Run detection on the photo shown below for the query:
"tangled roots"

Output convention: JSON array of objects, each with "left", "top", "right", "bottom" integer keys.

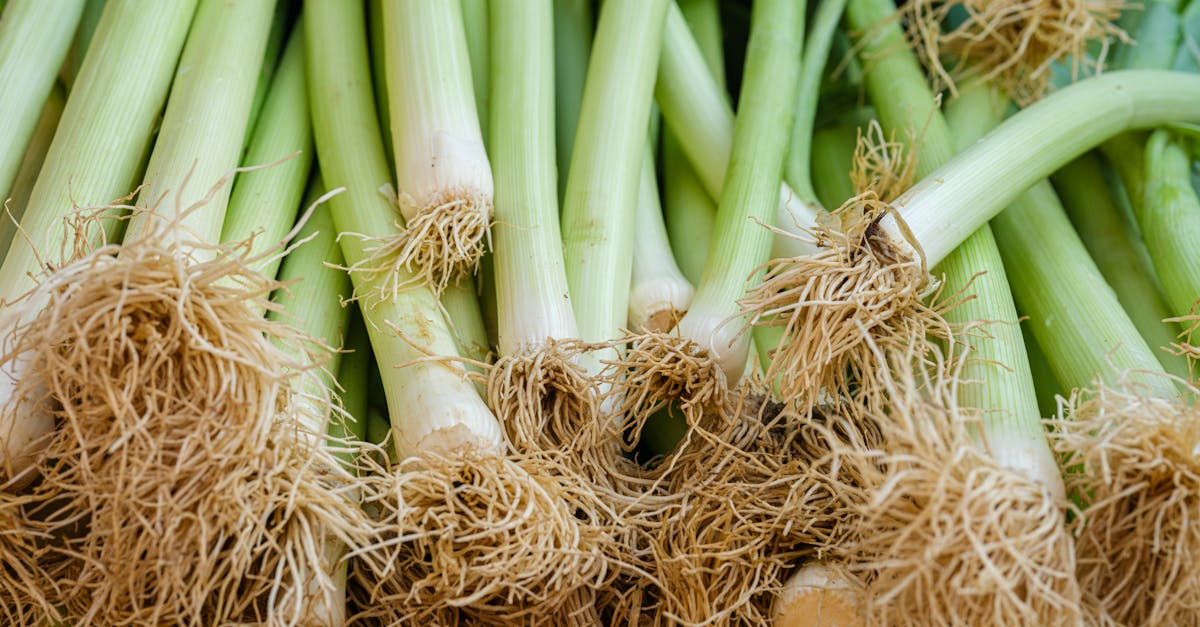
[
  {"left": 593, "top": 386, "right": 885, "bottom": 625},
  {"left": 1049, "top": 381, "right": 1200, "bottom": 626},
  {"left": 6, "top": 238, "right": 370, "bottom": 625},
  {"left": 904, "top": 0, "right": 1128, "bottom": 105},
  {"left": 353, "top": 187, "right": 491, "bottom": 298},
  {"left": 486, "top": 340, "right": 615, "bottom": 473},
  {"left": 0, "top": 493, "right": 58, "bottom": 626},
  {"left": 1167, "top": 308, "right": 1200, "bottom": 376},
  {"left": 351, "top": 449, "right": 626, "bottom": 625},
  {"left": 840, "top": 347, "right": 1080, "bottom": 626},
  {"left": 742, "top": 194, "right": 953, "bottom": 410},
  {"left": 601, "top": 332, "right": 729, "bottom": 452}
]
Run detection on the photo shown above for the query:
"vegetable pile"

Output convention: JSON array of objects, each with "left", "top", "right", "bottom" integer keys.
[{"left": 0, "top": 0, "right": 1199, "bottom": 625}]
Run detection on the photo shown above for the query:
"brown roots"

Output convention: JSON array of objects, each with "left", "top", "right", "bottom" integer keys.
[
  {"left": 485, "top": 340, "right": 617, "bottom": 478},
  {"left": 4, "top": 236, "right": 371, "bottom": 626},
  {"left": 601, "top": 332, "right": 729, "bottom": 453},
  {"left": 742, "top": 193, "right": 954, "bottom": 410},
  {"left": 353, "top": 187, "right": 491, "bottom": 299},
  {"left": 1048, "top": 381, "right": 1200, "bottom": 626},
  {"left": 0, "top": 493, "right": 58, "bottom": 626},
  {"left": 587, "top": 384, "right": 887, "bottom": 626},
  {"left": 350, "top": 448, "right": 626, "bottom": 625},
  {"left": 833, "top": 349, "right": 1081, "bottom": 627},
  {"left": 904, "top": 0, "right": 1128, "bottom": 105}
]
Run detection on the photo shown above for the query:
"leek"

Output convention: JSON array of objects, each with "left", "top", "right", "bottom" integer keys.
[{"left": 382, "top": 0, "right": 492, "bottom": 292}]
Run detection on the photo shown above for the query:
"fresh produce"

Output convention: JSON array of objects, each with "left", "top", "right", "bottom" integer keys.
[{"left": 2, "top": 1, "right": 1200, "bottom": 624}]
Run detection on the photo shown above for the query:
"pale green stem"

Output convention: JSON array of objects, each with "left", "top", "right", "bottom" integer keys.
[
  {"left": 994, "top": 180, "right": 1175, "bottom": 397},
  {"left": 123, "top": 0, "right": 276, "bottom": 255},
  {"left": 1052, "top": 153, "right": 1189, "bottom": 379},
  {"left": 0, "top": 0, "right": 197, "bottom": 300},
  {"left": 561, "top": 0, "right": 669, "bottom": 374},
  {"left": 663, "top": 0, "right": 724, "bottom": 286},
  {"left": 630, "top": 141, "right": 694, "bottom": 332},
  {"left": 367, "top": 0, "right": 394, "bottom": 170},
  {"left": 244, "top": 3, "right": 293, "bottom": 148},
  {"left": 266, "top": 185, "right": 355, "bottom": 626},
  {"left": 784, "top": 0, "right": 848, "bottom": 206},
  {"left": 656, "top": 2, "right": 820, "bottom": 258},
  {"left": 810, "top": 122, "right": 858, "bottom": 209},
  {"left": 222, "top": 21, "right": 314, "bottom": 282},
  {"left": 1141, "top": 130, "right": 1200, "bottom": 376},
  {"left": 58, "top": 0, "right": 105, "bottom": 90},
  {"left": 885, "top": 71, "right": 1200, "bottom": 268},
  {"left": 553, "top": 0, "right": 593, "bottom": 201},
  {"left": 383, "top": 0, "right": 492, "bottom": 229},
  {"left": 0, "top": 0, "right": 84, "bottom": 203},
  {"left": 460, "top": 0, "right": 489, "bottom": 141},
  {"left": 1, "top": 83, "right": 64, "bottom": 260}
]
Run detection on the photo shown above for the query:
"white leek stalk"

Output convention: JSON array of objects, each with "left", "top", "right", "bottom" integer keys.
[
  {"left": 629, "top": 142, "right": 694, "bottom": 333},
  {"left": 382, "top": 0, "right": 493, "bottom": 291},
  {"left": 671, "top": 0, "right": 804, "bottom": 382}
]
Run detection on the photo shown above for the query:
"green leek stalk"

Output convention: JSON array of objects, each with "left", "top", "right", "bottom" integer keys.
[
  {"left": 669, "top": 0, "right": 803, "bottom": 382},
  {"left": 810, "top": 122, "right": 859, "bottom": 209},
  {"left": 0, "top": 0, "right": 198, "bottom": 485},
  {"left": 221, "top": 20, "right": 313, "bottom": 282},
  {"left": 266, "top": 195, "right": 356, "bottom": 625},
  {"left": 122, "top": 0, "right": 275, "bottom": 255},
  {"left": 460, "top": 0, "right": 499, "bottom": 353},
  {"left": 338, "top": 309, "right": 372, "bottom": 467},
  {"left": 849, "top": 0, "right": 1058, "bottom": 494},
  {"left": 460, "top": 0, "right": 488, "bottom": 141},
  {"left": 311, "top": 7, "right": 612, "bottom": 618},
  {"left": 755, "top": 70, "right": 1200, "bottom": 422},
  {"left": 1051, "top": 153, "right": 1189, "bottom": 378},
  {"left": 553, "top": 0, "right": 593, "bottom": 200},
  {"left": 243, "top": 2, "right": 293, "bottom": 148},
  {"left": 1140, "top": 130, "right": 1200, "bottom": 365},
  {"left": 1112, "top": 0, "right": 1182, "bottom": 71},
  {"left": 561, "top": 0, "right": 669, "bottom": 375},
  {"left": 382, "top": 0, "right": 492, "bottom": 289},
  {"left": 630, "top": 142, "right": 694, "bottom": 333},
  {"left": 367, "top": 0, "right": 393, "bottom": 169},
  {"left": 58, "top": 0, "right": 105, "bottom": 90},
  {"left": 995, "top": 181, "right": 1175, "bottom": 398},
  {"left": 663, "top": 0, "right": 724, "bottom": 286},
  {"left": 881, "top": 72, "right": 1200, "bottom": 273},
  {"left": 784, "top": 0, "right": 849, "bottom": 209},
  {"left": 306, "top": 0, "right": 501, "bottom": 459},
  {"left": 655, "top": 2, "right": 820, "bottom": 259},
  {"left": 0, "top": 0, "right": 85, "bottom": 203},
  {"left": 490, "top": 0, "right": 578, "bottom": 358},
  {"left": 0, "top": 83, "right": 65, "bottom": 260}
]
